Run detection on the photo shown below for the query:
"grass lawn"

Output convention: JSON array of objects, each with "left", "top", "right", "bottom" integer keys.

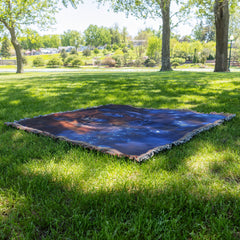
[{"left": 0, "top": 71, "right": 239, "bottom": 239}]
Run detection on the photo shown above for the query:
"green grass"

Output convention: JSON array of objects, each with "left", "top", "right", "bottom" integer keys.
[{"left": 0, "top": 71, "right": 239, "bottom": 239}]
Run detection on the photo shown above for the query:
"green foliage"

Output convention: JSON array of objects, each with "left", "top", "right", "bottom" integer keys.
[
  {"left": 112, "top": 43, "right": 119, "bottom": 51},
  {"left": 102, "top": 57, "right": 116, "bottom": 67},
  {"left": 106, "top": 44, "right": 112, "bottom": 51},
  {"left": 40, "top": 34, "right": 61, "bottom": 48},
  {"left": 146, "top": 36, "right": 161, "bottom": 62},
  {"left": 60, "top": 49, "right": 68, "bottom": 60},
  {"left": 64, "top": 55, "right": 83, "bottom": 67},
  {"left": 22, "top": 56, "right": 28, "bottom": 65},
  {"left": 33, "top": 56, "right": 45, "bottom": 67},
  {"left": 170, "top": 58, "right": 186, "bottom": 65},
  {"left": 171, "top": 62, "right": 180, "bottom": 68},
  {"left": 19, "top": 29, "right": 42, "bottom": 51},
  {"left": 84, "top": 25, "right": 111, "bottom": 47},
  {"left": 0, "top": 37, "right": 11, "bottom": 59},
  {"left": 122, "top": 47, "right": 128, "bottom": 53},
  {"left": 64, "top": 55, "right": 76, "bottom": 66},
  {"left": 144, "top": 58, "right": 156, "bottom": 67},
  {"left": 82, "top": 49, "right": 91, "bottom": 57},
  {"left": 93, "top": 48, "right": 100, "bottom": 54},
  {"left": 133, "top": 58, "right": 144, "bottom": 67},
  {"left": 61, "top": 30, "right": 83, "bottom": 49},
  {"left": 112, "top": 55, "right": 123, "bottom": 67},
  {"left": 47, "top": 57, "right": 63, "bottom": 68},
  {"left": 70, "top": 48, "right": 78, "bottom": 55},
  {"left": 71, "top": 57, "right": 83, "bottom": 67}
]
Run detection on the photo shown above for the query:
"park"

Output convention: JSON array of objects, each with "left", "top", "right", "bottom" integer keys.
[{"left": 0, "top": 0, "right": 240, "bottom": 239}]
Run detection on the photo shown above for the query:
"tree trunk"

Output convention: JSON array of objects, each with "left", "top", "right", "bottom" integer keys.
[
  {"left": 9, "top": 27, "right": 24, "bottom": 73},
  {"left": 160, "top": 0, "right": 172, "bottom": 71},
  {"left": 214, "top": 0, "right": 229, "bottom": 72}
]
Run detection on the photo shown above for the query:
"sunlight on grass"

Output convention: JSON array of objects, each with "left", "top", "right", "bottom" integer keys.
[{"left": 0, "top": 71, "right": 239, "bottom": 239}]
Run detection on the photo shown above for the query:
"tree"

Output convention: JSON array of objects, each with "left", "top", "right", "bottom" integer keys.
[
  {"left": 109, "top": 24, "right": 121, "bottom": 45},
  {"left": 193, "top": 21, "right": 215, "bottom": 42},
  {"left": 20, "top": 29, "right": 42, "bottom": 51},
  {"left": 1, "top": 36, "right": 11, "bottom": 59},
  {"left": 146, "top": 36, "right": 162, "bottom": 63},
  {"left": 96, "top": 0, "right": 177, "bottom": 71},
  {"left": 188, "top": 0, "right": 239, "bottom": 72},
  {"left": 0, "top": 0, "right": 82, "bottom": 73},
  {"left": 61, "top": 30, "right": 83, "bottom": 49},
  {"left": 84, "top": 25, "right": 111, "bottom": 47}
]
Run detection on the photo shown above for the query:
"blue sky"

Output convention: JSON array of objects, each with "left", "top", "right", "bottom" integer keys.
[{"left": 41, "top": 1, "right": 195, "bottom": 37}]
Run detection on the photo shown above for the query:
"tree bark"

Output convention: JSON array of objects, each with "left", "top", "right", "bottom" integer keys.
[
  {"left": 9, "top": 27, "right": 24, "bottom": 73},
  {"left": 160, "top": 0, "right": 172, "bottom": 71},
  {"left": 214, "top": 0, "right": 229, "bottom": 72}
]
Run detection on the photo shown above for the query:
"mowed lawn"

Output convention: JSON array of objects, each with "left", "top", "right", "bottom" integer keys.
[{"left": 0, "top": 71, "right": 239, "bottom": 239}]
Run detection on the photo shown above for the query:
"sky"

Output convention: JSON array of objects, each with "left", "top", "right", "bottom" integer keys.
[{"left": 40, "top": 1, "right": 195, "bottom": 37}]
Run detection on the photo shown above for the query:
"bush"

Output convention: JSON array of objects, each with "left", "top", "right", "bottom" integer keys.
[
  {"left": 106, "top": 45, "right": 112, "bottom": 51},
  {"left": 103, "top": 49, "right": 108, "bottom": 55},
  {"left": 112, "top": 44, "right": 119, "bottom": 51},
  {"left": 102, "top": 57, "right": 116, "bottom": 67},
  {"left": 94, "top": 58, "right": 101, "bottom": 66},
  {"left": 71, "top": 57, "right": 83, "bottom": 67},
  {"left": 60, "top": 49, "right": 68, "bottom": 60},
  {"left": 170, "top": 58, "right": 185, "bottom": 65},
  {"left": 70, "top": 48, "right": 78, "bottom": 55},
  {"left": 82, "top": 49, "right": 91, "bottom": 57},
  {"left": 33, "top": 56, "right": 45, "bottom": 67},
  {"left": 112, "top": 55, "right": 123, "bottom": 67},
  {"left": 122, "top": 47, "right": 128, "bottom": 53},
  {"left": 133, "top": 58, "right": 143, "bottom": 67},
  {"left": 22, "top": 56, "right": 28, "bottom": 65},
  {"left": 144, "top": 58, "right": 156, "bottom": 67},
  {"left": 47, "top": 57, "right": 63, "bottom": 68},
  {"left": 171, "top": 62, "right": 180, "bottom": 68},
  {"left": 94, "top": 48, "right": 99, "bottom": 54},
  {"left": 64, "top": 56, "right": 75, "bottom": 66}
]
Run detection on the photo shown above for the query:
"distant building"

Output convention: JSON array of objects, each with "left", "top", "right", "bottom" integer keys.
[
  {"left": 58, "top": 46, "right": 75, "bottom": 53},
  {"left": 39, "top": 48, "right": 58, "bottom": 54},
  {"left": 132, "top": 40, "right": 147, "bottom": 47}
]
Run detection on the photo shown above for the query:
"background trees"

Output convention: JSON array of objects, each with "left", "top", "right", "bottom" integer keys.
[
  {"left": 61, "top": 30, "right": 83, "bottom": 49},
  {"left": 0, "top": 36, "right": 11, "bottom": 59},
  {"left": 188, "top": 0, "right": 239, "bottom": 72},
  {"left": 0, "top": 0, "right": 61, "bottom": 73}
]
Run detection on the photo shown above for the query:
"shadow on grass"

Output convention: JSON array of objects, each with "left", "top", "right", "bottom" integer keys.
[{"left": 0, "top": 71, "right": 240, "bottom": 239}]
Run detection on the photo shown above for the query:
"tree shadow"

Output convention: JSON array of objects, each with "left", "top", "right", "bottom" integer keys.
[{"left": 0, "top": 71, "right": 240, "bottom": 239}]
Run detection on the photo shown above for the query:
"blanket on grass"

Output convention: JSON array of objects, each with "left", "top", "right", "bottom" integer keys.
[{"left": 5, "top": 104, "right": 235, "bottom": 162}]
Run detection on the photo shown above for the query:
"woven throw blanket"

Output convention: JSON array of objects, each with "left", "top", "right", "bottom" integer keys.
[{"left": 5, "top": 104, "right": 235, "bottom": 162}]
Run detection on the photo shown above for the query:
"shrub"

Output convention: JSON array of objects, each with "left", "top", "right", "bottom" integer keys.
[
  {"left": 70, "top": 48, "right": 78, "bottom": 55},
  {"left": 82, "top": 49, "right": 91, "bottom": 57},
  {"left": 47, "top": 57, "right": 62, "bottom": 68},
  {"left": 60, "top": 49, "right": 68, "bottom": 60},
  {"left": 33, "top": 56, "right": 45, "bottom": 67},
  {"left": 94, "top": 48, "right": 99, "bottom": 54},
  {"left": 144, "top": 58, "right": 156, "bottom": 67},
  {"left": 71, "top": 57, "right": 83, "bottom": 67},
  {"left": 171, "top": 62, "right": 180, "bottom": 68},
  {"left": 112, "top": 44, "right": 119, "bottom": 51},
  {"left": 94, "top": 58, "right": 101, "bottom": 66},
  {"left": 102, "top": 57, "right": 116, "bottom": 67},
  {"left": 133, "top": 58, "right": 143, "bottom": 67},
  {"left": 103, "top": 49, "right": 108, "bottom": 55},
  {"left": 106, "top": 45, "right": 112, "bottom": 51},
  {"left": 122, "top": 47, "right": 128, "bottom": 53},
  {"left": 64, "top": 56, "right": 75, "bottom": 66},
  {"left": 112, "top": 55, "right": 123, "bottom": 67},
  {"left": 170, "top": 58, "right": 185, "bottom": 65},
  {"left": 22, "top": 56, "right": 28, "bottom": 65}
]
